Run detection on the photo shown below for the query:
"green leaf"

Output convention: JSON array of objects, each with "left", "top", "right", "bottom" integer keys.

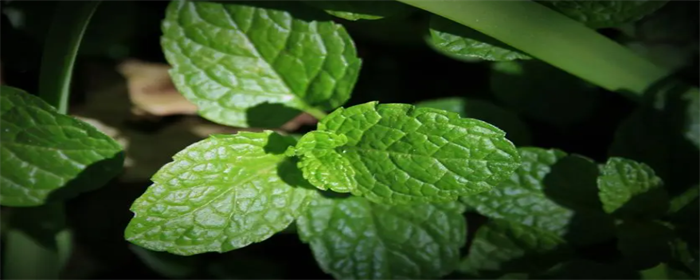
[
  {"left": 597, "top": 157, "right": 668, "bottom": 219},
  {"left": 538, "top": 0, "right": 669, "bottom": 29},
  {"left": 490, "top": 60, "right": 602, "bottom": 126},
  {"left": 461, "top": 148, "right": 615, "bottom": 246},
  {"left": 295, "top": 101, "right": 521, "bottom": 205},
  {"left": 124, "top": 131, "right": 317, "bottom": 255},
  {"left": 293, "top": 131, "right": 355, "bottom": 193},
  {"left": 303, "top": 0, "right": 413, "bottom": 21},
  {"left": 296, "top": 195, "right": 466, "bottom": 279},
  {"left": 428, "top": 15, "right": 530, "bottom": 61},
  {"left": 616, "top": 220, "right": 674, "bottom": 270},
  {"left": 0, "top": 86, "right": 124, "bottom": 207},
  {"left": 458, "top": 219, "right": 572, "bottom": 278},
  {"left": 415, "top": 97, "right": 532, "bottom": 146},
  {"left": 609, "top": 82, "right": 699, "bottom": 196},
  {"left": 161, "top": 0, "right": 362, "bottom": 127}
]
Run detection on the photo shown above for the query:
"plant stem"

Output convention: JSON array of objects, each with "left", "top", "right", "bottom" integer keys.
[
  {"left": 397, "top": 0, "right": 671, "bottom": 99},
  {"left": 9, "top": 3, "right": 100, "bottom": 279},
  {"left": 306, "top": 107, "right": 329, "bottom": 120},
  {"left": 38, "top": 1, "right": 101, "bottom": 114}
]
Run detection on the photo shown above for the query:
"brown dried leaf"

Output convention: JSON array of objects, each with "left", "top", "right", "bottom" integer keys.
[{"left": 116, "top": 59, "right": 198, "bottom": 117}]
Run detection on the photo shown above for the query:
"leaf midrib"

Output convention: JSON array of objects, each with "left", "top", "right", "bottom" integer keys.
[
  {"left": 129, "top": 160, "right": 281, "bottom": 246},
  {"left": 184, "top": 2, "right": 313, "bottom": 111}
]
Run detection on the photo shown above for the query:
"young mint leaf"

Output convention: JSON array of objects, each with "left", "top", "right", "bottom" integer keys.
[
  {"left": 161, "top": 0, "right": 362, "bottom": 127},
  {"left": 458, "top": 219, "right": 573, "bottom": 278},
  {"left": 0, "top": 86, "right": 124, "bottom": 207},
  {"left": 296, "top": 195, "right": 466, "bottom": 279},
  {"left": 294, "top": 131, "right": 355, "bottom": 193},
  {"left": 302, "top": 0, "right": 413, "bottom": 21},
  {"left": 461, "top": 148, "right": 615, "bottom": 246},
  {"left": 538, "top": 0, "right": 669, "bottom": 29},
  {"left": 597, "top": 157, "right": 668, "bottom": 219},
  {"left": 124, "top": 131, "right": 318, "bottom": 256},
  {"left": 428, "top": 16, "right": 530, "bottom": 61},
  {"left": 616, "top": 220, "right": 674, "bottom": 270},
  {"left": 295, "top": 101, "right": 521, "bottom": 205},
  {"left": 490, "top": 60, "right": 602, "bottom": 126},
  {"left": 415, "top": 97, "right": 532, "bottom": 146}
]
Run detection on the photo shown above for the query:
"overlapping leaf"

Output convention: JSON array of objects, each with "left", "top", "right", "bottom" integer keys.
[
  {"left": 428, "top": 16, "right": 530, "bottom": 62},
  {"left": 297, "top": 195, "right": 466, "bottom": 279},
  {"left": 294, "top": 101, "right": 521, "bottom": 205},
  {"left": 0, "top": 86, "right": 124, "bottom": 206},
  {"left": 161, "top": 0, "right": 362, "bottom": 127},
  {"left": 461, "top": 148, "right": 615, "bottom": 246},
  {"left": 597, "top": 157, "right": 667, "bottom": 219},
  {"left": 125, "top": 131, "right": 317, "bottom": 255}
]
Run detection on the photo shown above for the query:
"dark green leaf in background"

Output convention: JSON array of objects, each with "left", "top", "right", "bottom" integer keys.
[
  {"left": 428, "top": 16, "right": 531, "bottom": 62},
  {"left": 458, "top": 219, "right": 572, "bottom": 278},
  {"left": 415, "top": 97, "right": 532, "bottom": 146},
  {"left": 297, "top": 195, "right": 466, "bottom": 279},
  {"left": 462, "top": 148, "right": 615, "bottom": 247},
  {"left": 616, "top": 220, "right": 674, "bottom": 270},
  {"left": 303, "top": 0, "right": 414, "bottom": 21},
  {"left": 490, "top": 60, "right": 602, "bottom": 126},
  {"left": 597, "top": 157, "right": 668, "bottom": 220},
  {"left": 538, "top": 0, "right": 669, "bottom": 29}
]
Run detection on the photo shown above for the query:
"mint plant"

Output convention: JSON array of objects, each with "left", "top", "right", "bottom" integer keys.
[
  {"left": 116, "top": 0, "right": 699, "bottom": 279},
  {"left": 1, "top": 0, "right": 697, "bottom": 279}
]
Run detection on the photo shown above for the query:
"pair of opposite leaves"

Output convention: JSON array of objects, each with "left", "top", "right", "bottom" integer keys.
[{"left": 125, "top": 101, "right": 522, "bottom": 256}]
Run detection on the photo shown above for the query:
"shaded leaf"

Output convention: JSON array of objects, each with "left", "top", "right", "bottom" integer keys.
[
  {"left": 490, "top": 60, "right": 602, "bottom": 126},
  {"left": 462, "top": 148, "right": 615, "bottom": 246},
  {"left": 415, "top": 97, "right": 532, "bottom": 146},
  {"left": 616, "top": 220, "right": 674, "bottom": 270},
  {"left": 458, "top": 219, "right": 572, "bottom": 278},
  {"left": 597, "top": 157, "right": 667, "bottom": 219},
  {"left": 297, "top": 195, "right": 466, "bottom": 279},
  {"left": 539, "top": 0, "right": 669, "bottom": 29},
  {"left": 428, "top": 16, "right": 530, "bottom": 61}
]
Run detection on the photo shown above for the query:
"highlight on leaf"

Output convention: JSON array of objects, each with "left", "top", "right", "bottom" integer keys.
[
  {"left": 294, "top": 101, "right": 522, "bottom": 205},
  {"left": 161, "top": 0, "right": 362, "bottom": 127},
  {"left": 124, "top": 131, "right": 318, "bottom": 255}
]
